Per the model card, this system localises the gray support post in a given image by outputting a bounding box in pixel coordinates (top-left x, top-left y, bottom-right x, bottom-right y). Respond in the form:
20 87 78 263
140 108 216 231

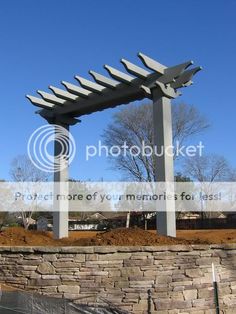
152 91 176 237
53 124 69 239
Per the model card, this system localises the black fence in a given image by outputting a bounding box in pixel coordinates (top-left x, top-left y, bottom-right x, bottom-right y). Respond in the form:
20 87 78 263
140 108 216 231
176 217 236 230
145 217 236 230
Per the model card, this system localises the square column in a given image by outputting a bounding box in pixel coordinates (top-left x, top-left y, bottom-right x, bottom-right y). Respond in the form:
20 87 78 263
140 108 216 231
152 92 176 237
53 124 69 239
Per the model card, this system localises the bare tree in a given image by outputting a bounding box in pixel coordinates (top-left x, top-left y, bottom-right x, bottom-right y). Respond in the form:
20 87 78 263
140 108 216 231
172 103 209 151
102 102 209 182
227 168 236 181
102 102 209 228
10 155 50 229
183 154 234 219
183 154 231 182
10 155 50 183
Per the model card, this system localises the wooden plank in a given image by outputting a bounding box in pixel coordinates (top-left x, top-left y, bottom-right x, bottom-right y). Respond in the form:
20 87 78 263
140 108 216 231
26 95 55 110
104 65 134 84
57 116 81 125
37 91 66 106
140 85 152 96
138 52 166 74
61 81 92 98
159 61 193 84
89 71 119 89
171 67 202 89
121 59 150 79
75 75 105 93
164 61 193 78
49 86 78 102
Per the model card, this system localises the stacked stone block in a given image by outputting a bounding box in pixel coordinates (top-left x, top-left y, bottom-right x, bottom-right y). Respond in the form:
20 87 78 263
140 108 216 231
0 244 236 313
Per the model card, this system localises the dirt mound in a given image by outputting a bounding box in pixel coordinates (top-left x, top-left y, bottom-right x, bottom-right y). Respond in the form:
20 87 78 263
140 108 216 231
0 227 59 246
0 226 211 246
82 227 208 246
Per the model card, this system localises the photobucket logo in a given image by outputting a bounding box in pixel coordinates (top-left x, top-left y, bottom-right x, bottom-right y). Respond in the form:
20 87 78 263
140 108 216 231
27 125 76 173
86 140 204 160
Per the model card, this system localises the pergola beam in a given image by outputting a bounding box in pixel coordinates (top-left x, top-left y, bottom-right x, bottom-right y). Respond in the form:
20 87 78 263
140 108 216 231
27 52 201 118
158 61 193 84
171 67 202 88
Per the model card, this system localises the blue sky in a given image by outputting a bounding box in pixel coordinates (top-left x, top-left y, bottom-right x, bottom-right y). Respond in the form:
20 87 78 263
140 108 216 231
0 0 235 180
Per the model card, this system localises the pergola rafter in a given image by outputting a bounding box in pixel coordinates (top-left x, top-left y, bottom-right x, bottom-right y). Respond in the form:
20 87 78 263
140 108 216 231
26 52 202 239
27 52 201 125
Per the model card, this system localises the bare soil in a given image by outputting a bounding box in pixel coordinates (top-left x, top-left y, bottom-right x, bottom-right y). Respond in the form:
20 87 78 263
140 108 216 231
177 229 236 244
0 226 235 246
0 284 18 291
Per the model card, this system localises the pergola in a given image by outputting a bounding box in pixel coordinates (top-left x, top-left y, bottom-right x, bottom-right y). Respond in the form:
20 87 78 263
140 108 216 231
27 52 201 239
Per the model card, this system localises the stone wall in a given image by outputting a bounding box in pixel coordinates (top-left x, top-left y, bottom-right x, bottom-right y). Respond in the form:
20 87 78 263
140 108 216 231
0 244 236 313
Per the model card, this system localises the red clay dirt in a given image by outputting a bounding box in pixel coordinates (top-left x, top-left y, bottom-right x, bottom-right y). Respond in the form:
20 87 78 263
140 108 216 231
0 226 234 246
80 227 206 246
0 284 18 291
